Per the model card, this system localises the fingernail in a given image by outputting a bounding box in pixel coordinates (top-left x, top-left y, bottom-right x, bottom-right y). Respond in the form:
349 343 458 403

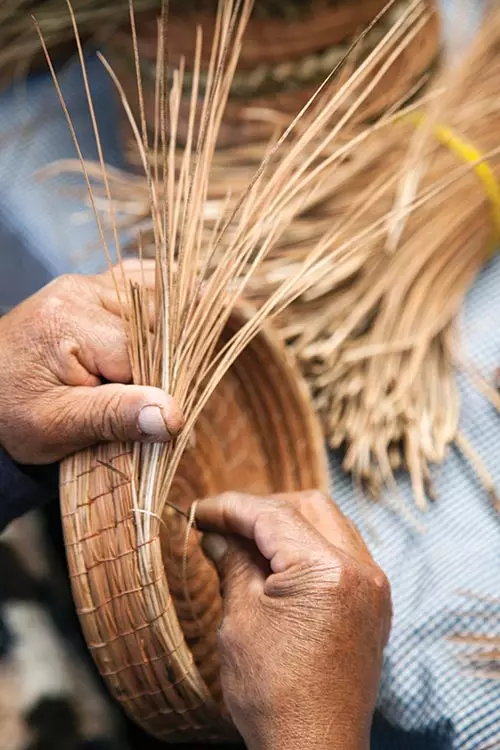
138 405 172 440
202 533 229 565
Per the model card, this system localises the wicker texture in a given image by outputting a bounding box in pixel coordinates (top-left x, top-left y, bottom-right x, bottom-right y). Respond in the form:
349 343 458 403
60 309 328 742
107 0 440 148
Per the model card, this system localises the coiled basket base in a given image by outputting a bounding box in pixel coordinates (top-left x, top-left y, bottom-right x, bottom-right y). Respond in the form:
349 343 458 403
60 309 328 743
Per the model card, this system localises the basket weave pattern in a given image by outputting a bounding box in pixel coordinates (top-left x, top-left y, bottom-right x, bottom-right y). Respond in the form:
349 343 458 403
107 0 440 148
61 312 328 741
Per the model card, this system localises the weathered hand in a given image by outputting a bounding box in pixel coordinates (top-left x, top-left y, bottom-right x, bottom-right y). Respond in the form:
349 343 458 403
196 491 392 750
0 260 183 464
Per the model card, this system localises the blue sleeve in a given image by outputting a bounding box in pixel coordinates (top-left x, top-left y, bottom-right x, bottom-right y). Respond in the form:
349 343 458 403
0 447 58 533
371 712 452 750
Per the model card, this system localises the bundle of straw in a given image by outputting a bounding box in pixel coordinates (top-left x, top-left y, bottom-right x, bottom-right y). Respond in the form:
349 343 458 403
271 3 500 507
53 1 440 290
0 0 160 87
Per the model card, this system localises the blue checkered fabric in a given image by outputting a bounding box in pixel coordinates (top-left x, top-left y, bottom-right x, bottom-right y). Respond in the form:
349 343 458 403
330 256 500 750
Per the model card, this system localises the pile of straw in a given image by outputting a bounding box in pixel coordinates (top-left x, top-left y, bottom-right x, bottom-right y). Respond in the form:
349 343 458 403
267 4 500 507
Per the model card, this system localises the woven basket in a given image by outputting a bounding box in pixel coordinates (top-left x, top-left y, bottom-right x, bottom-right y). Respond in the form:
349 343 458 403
106 0 440 149
60 305 328 743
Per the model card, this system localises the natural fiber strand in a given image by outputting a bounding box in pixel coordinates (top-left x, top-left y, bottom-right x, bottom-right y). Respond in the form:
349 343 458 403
451 592 500 678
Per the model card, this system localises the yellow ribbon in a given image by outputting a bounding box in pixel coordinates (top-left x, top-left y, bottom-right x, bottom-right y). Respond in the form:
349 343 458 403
404 112 500 258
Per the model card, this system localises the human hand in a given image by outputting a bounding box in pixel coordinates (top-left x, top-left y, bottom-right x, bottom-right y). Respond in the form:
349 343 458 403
196 491 392 750
0 261 183 465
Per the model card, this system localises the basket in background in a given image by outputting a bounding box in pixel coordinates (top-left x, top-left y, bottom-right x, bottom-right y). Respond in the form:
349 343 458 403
105 0 440 151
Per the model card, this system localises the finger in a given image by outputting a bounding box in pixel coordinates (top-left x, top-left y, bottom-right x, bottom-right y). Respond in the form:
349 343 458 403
196 493 329 574
55 311 134 386
44 383 184 455
203 533 266 606
86 260 156 324
92 281 156 325
273 491 372 563
96 260 157 294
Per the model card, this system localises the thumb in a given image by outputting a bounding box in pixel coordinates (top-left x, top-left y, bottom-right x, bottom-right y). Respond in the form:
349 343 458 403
50 383 184 453
203 533 266 609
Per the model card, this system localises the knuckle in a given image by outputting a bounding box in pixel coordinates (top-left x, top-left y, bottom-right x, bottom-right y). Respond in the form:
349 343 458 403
37 277 80 326
263 497 295 516
273 497 291 512
304 489 329 504
99 394 124 440
371 566 392 604
332 555 362 591
218 491 243 506
216 492 245 517
217 618 241 653
337 557 391 606
56 273 80 291
47 273 81 302
37 292 65 321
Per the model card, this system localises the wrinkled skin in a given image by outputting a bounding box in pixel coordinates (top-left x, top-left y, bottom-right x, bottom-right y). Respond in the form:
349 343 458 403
197 491 392 750
0 260 183 464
